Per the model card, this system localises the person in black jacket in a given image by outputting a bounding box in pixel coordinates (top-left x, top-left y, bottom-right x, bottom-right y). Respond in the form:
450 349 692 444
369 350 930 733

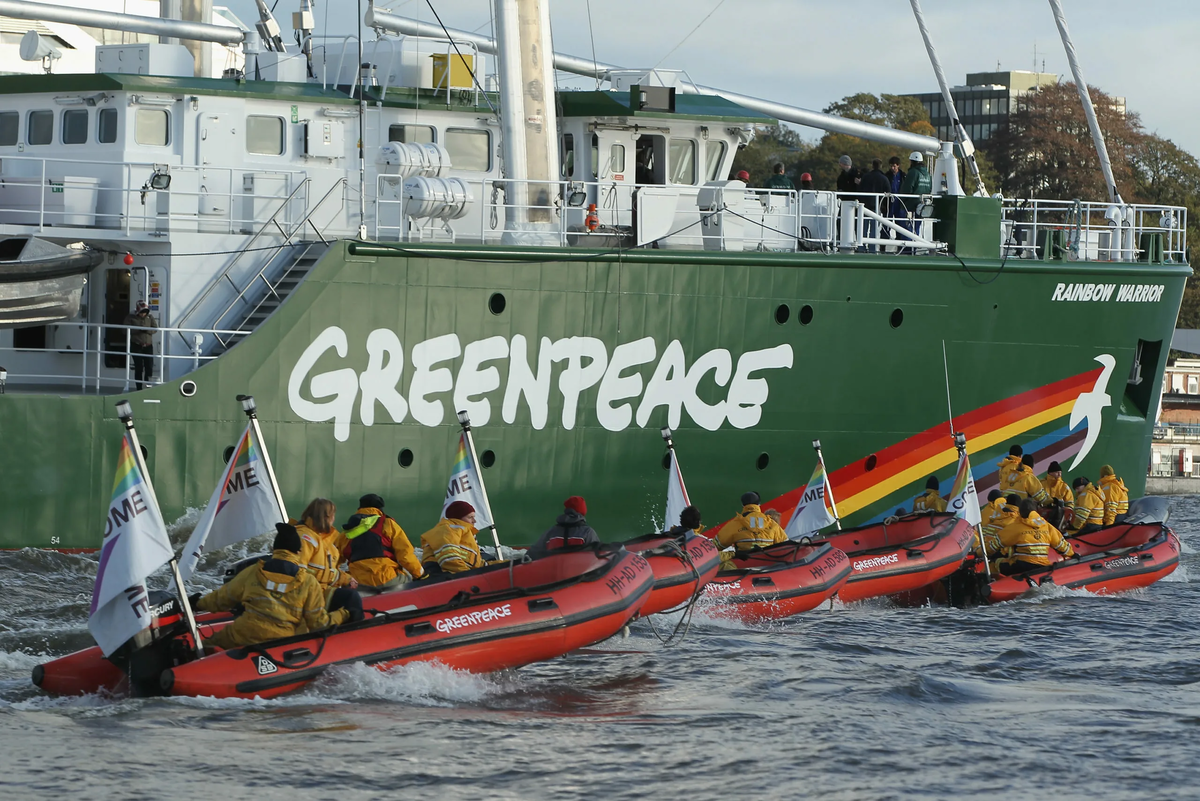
835 155 861 193
859 158 892 252
666 505 703 543
527 496 600 558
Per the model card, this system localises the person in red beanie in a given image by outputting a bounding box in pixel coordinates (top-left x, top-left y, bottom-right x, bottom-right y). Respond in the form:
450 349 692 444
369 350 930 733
420 500 485 575
527 496 600 559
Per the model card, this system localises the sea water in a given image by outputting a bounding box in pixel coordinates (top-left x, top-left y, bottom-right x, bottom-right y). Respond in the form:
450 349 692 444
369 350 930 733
2 500 1198 801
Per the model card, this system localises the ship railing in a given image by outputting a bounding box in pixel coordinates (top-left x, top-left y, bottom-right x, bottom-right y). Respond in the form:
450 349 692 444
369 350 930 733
373 176 943 253
0 321 245 395
0 155 310 237
1000 198 1187 263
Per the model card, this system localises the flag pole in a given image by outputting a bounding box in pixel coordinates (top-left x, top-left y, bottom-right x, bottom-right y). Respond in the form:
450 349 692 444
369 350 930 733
457 410 501 555
237 395 288 521
812 439 842 530
955 431 991 578
114 400 204 658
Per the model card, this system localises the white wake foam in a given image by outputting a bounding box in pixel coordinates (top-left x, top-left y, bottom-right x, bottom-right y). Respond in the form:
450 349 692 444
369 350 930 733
311 660 507 706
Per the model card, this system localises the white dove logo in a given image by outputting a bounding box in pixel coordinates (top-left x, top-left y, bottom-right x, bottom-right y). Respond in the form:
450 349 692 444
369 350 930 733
1067 354 1116 471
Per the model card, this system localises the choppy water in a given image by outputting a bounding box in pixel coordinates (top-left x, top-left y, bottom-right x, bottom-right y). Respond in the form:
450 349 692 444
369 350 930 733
3 500 1198 800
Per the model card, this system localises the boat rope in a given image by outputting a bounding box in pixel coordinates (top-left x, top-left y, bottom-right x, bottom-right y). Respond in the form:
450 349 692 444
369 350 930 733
642 539 703 647
585 0 601 90
651 0 728 71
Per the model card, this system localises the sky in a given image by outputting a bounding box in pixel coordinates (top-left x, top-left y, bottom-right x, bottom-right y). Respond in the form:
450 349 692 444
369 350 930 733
222 0 1200 155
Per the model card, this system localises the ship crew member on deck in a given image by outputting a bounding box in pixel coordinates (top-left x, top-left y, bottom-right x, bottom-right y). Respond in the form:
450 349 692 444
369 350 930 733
765 163 795 192
912 476 947 513
735 170 751 184
338 493 423 593
836 155 861 193
714 492 788 568
1098 465 1130 525
997 445 1023 488
297 498 356 596
124 301 157 390
667 506 704 542
1070 478 1105 534
192 523 360 650
421 501 486 575
992 499 1075 576
799 172 814 191
1004 455 1052 505
887 156 906 222
528 496 600 559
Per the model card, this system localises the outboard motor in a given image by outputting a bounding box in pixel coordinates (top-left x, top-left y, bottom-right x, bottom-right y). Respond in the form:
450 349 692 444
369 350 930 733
106 590 187 697
1121 497 1169 526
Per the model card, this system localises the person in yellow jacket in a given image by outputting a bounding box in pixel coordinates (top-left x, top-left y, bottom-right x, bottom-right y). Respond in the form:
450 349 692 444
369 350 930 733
1002 455 1052 505
991 499 1075 576
975 490 1012 555
193 524 361 650
1041 460 1075 507
339 493 424 592
912 475 947 513
1098 465 1130 525
296 498 356 594
714 492 788 568
1069 477 1105 534
421 500 486 574
997 445 1024 488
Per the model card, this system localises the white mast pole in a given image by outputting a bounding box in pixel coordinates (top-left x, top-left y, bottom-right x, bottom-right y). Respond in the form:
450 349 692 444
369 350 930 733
812 439 841 530
908 0 986 197
493 0 529 223
1047 0 1121 205
237 394 288 521
457 410 501 555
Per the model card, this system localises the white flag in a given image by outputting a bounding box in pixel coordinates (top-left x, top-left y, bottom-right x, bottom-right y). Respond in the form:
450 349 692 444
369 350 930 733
88 434 176 657
948 448 982 527
664 449 691 530
179 422 286 581
785 458 838 538
443 433 493 528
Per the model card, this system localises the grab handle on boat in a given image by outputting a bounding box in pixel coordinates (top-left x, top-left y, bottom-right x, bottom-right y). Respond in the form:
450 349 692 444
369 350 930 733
406 621 436 636
751 576 775 587
528 597 558 612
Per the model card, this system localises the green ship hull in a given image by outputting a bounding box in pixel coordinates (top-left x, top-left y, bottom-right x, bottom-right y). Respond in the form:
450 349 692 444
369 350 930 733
0 238 1188 550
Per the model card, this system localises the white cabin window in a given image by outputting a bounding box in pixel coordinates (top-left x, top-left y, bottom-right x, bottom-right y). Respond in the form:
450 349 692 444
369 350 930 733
135 109 169 146
561 133 574 178
246 115 284 155
705 141 727 181
62 109 88 145
388 124 434 144
27 111 53 145
611 143 625 175
445 128 490 172
98 108 117 143
0 112 16 146
669 138 696 185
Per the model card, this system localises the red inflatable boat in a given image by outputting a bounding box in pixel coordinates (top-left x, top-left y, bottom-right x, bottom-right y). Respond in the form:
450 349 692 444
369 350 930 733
981 522 1180 603
623 532 721 616
702 540 852 622
814 513 975 603
34 546 653 700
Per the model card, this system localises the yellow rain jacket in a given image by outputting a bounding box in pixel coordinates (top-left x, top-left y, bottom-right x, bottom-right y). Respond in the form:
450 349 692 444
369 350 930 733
1042 475 1075 507
297 523 351 591
1070 483 1106 533
1002 465 1051 505
421 517 485 574
912 490 947 514
1099 474 1130 525
997 455 1022 488
715 504 789 552
996 512 1074 567
196 549 350 649
976 497 1014 555
338 507 424 589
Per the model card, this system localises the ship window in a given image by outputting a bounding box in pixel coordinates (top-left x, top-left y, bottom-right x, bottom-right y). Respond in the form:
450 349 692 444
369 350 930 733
561 133 574 178
134 109 169 146
591 134 599 178
0 112 16 146
668 138 696 185
98 108 118 143
611 143 625 175
387 124 434 144
246 115 284 155
62 109 88 144
705 141 727 181
27 110 53 145
445 128 490 171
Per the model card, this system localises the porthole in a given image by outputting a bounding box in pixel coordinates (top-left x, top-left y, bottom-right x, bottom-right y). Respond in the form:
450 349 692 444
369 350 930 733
222 445 235 464
398 448 414 468
489 292 506 315
798 305 814 326
180 380 197 397
756 452 770 471
481 450 496 468
662 453 672 470
846 296 852 302
993 303 999 310
890 308 904 328
865 453 878 472
774 304 790 325
139 445 149 461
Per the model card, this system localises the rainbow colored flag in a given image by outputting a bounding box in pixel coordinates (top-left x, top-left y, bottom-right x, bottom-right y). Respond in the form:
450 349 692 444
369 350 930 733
88 433 174 656
948 447 982 528
443 432 493 528
179 422 285 581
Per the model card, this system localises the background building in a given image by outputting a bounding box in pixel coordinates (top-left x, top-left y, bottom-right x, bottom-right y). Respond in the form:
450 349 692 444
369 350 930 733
906 70 1064 143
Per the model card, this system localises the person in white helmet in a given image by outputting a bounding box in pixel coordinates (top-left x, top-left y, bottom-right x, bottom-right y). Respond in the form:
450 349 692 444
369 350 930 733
899 151 932 199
